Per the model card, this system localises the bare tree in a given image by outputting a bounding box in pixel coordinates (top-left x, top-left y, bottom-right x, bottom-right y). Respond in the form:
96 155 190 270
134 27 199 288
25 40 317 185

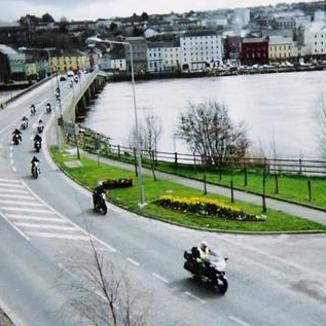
176 100 249 166
128 110 162 180
62 238 151 326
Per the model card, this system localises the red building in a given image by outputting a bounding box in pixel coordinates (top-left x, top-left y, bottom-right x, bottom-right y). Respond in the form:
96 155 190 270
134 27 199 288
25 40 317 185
240 37 269 66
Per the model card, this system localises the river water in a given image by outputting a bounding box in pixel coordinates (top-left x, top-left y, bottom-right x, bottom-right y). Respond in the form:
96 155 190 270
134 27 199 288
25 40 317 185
84 71 326 159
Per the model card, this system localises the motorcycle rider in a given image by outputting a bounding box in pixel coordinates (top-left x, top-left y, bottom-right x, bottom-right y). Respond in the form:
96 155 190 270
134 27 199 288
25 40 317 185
31 156 40 175
92 182 106 210
34 134 42 149
30 104 36 115
37 119 44 133
46 103 51 113
12 128 22 143
21 115 29 129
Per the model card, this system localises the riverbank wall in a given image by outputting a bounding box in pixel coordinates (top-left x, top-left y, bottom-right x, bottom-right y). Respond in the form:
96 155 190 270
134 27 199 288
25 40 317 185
107 63 326 82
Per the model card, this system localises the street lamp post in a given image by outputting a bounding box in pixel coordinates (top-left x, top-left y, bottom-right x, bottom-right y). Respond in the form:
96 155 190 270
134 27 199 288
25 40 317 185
87 37 145 207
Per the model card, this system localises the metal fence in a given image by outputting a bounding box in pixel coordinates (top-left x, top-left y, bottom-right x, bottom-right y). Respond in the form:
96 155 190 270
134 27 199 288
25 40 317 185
76 127 326 177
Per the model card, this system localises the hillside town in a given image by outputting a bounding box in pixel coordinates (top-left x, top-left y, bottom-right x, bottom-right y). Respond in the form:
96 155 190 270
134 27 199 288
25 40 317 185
0 0 326 84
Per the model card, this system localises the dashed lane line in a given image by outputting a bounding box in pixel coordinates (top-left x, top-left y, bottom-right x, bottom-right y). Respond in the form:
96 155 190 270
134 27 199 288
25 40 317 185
127 257 140 266
152 273 169 284
184 292 206 304
229 316 251 326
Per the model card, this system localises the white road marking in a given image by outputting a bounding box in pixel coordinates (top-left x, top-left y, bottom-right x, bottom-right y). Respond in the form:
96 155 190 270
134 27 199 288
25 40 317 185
0 213 30 241
58 263 78 279
0 178 20 184
10 152 13 158
0 188 29 194
0 199 43 207
229 316 251 326
21 179 118 253
0 181 25 189
0 183 25 189
184 292 206 304
0 207 52 214
10 158 14 166
12 166 17 172
26 232 89 241
152 273 169 284
6 214 65 223
15 223 76 231
0 194 34 200
127 257 140 266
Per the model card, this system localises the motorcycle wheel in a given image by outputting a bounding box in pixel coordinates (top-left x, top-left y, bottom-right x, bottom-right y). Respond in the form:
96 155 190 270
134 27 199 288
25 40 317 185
101 203 107 215
216 277 228 294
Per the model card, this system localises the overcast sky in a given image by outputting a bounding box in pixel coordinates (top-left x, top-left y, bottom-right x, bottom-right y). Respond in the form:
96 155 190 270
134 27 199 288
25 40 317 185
0 0 320 22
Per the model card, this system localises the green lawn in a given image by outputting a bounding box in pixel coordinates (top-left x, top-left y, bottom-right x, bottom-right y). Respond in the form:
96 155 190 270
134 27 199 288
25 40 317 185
51 148 326 233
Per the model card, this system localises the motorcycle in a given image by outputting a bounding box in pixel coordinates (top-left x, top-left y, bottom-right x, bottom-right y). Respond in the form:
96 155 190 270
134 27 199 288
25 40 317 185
34 140 41 153
93 191 107 215
31 162 40 179
184 247 228 294
37 125 44 134
46 104 51 114
12 133 22 145
30 105 36 116
20 120 28 130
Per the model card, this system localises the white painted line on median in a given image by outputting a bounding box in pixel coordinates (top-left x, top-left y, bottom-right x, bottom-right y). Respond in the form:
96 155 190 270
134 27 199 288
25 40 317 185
184 292 206 304
0 183 25 189
127 257 140 266
0 188 29 194
7 214 64 223
0 194 34 200
0 213 30 241
0 178 20 184
20 179 118 253
26 232 89 241
152 273 169 284
15 223 76 231
0 207 51 213
229 316 251 326
0 199 43 207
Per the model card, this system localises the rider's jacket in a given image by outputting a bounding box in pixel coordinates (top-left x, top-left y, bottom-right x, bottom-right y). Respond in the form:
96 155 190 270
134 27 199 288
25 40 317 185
196 247 210 263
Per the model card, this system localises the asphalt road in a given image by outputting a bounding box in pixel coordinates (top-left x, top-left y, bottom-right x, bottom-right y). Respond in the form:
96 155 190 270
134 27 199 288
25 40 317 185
0 76 325 326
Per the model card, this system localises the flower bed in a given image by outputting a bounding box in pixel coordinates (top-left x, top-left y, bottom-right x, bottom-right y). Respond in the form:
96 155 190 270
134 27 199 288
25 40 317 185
102 178 133 189
154 194 265 222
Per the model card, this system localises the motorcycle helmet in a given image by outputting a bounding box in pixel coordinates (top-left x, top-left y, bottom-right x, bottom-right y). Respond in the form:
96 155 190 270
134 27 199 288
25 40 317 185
200 241 208 250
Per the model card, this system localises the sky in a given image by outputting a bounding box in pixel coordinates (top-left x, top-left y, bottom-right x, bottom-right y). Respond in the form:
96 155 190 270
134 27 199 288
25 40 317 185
0 0 321 22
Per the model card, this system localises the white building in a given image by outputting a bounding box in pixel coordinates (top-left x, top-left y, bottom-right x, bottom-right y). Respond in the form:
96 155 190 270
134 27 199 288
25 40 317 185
304 23 326 56
180 31 223 71
100 53 126 71
147 41 180 72
314 10 326 23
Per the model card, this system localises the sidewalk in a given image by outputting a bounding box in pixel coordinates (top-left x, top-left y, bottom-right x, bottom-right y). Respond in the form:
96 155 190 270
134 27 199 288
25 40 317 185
73 149 326 226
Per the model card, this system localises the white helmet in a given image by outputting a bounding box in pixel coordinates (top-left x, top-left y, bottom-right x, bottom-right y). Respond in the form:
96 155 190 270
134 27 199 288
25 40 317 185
200 241 208 250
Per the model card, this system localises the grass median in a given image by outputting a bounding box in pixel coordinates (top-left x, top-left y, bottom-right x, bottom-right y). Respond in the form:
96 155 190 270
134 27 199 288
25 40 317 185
51 148 326 233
